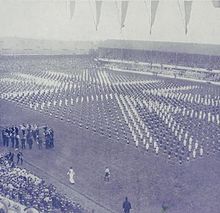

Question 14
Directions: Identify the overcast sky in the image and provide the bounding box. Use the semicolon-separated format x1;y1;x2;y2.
0;0;219;44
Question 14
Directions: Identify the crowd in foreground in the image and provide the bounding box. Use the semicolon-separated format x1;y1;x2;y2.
1;124;54;150
0;151;84;213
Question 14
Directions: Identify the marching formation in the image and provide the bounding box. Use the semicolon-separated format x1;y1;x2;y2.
0;56;220;164
0;55;220;213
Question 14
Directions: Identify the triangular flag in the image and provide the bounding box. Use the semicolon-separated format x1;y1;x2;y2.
121;1;129;29
150;0;159;34
95;1;103;30
212;0;220;7
67;0;75;19
184;0;192;34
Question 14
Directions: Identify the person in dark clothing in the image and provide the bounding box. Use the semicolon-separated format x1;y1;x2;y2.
49;129;54;148
36;135;43;149
5;132;9;147
11;131;15;148
15;134;20;149
15;126;19;135
27;137;33;149
123;197;132;213
35;125;40;137
1;130;6;146
45;131;50;149
32;124;39;141
3;128;9;147
9;152;14;163
21;135;26;149
17;152;23;165
21;123;26;136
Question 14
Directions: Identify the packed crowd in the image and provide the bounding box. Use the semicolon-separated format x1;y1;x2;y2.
0;152;84;213
99;47;220;70
1;124;54;150
101;59;220;82
0;194;27;213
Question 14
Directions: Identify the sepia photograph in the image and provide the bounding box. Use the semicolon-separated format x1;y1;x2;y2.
0;0;220;212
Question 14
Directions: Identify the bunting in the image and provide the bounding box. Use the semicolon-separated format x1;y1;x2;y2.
184;0;192;34
95;1;103;30
150;0;159;34
121;1;129;29
212;0;220;7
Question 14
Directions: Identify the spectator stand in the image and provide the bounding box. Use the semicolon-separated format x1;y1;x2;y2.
0;150;85;213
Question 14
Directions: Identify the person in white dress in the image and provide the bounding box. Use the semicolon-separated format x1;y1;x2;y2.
67;167;75;184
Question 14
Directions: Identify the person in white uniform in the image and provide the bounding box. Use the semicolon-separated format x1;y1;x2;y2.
104;167;110;182
67;167;75;184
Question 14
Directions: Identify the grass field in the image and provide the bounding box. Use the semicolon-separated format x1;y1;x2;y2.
0;55;220;213
1;97;220;213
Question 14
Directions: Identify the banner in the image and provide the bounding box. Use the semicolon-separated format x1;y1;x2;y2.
150;0;159;34
184;0;192;34
95;1;103;30
121;1;129;29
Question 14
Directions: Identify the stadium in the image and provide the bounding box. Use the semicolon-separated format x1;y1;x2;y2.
0;0;220;213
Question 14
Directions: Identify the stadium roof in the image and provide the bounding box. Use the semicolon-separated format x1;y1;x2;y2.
99;40;220;56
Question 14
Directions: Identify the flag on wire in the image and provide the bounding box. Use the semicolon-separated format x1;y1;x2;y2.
95;1;103;30
121;1;129;29
67;0;75;19
150;0;159;34
184;0;192;34
212;0;220;7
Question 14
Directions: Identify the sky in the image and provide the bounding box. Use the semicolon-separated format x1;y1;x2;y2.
0;0;219;44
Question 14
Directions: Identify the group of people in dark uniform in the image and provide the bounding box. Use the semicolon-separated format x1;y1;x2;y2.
1;124;54;150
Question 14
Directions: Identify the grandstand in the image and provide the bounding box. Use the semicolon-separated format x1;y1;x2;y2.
98;40;220;81
1;0;220;213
